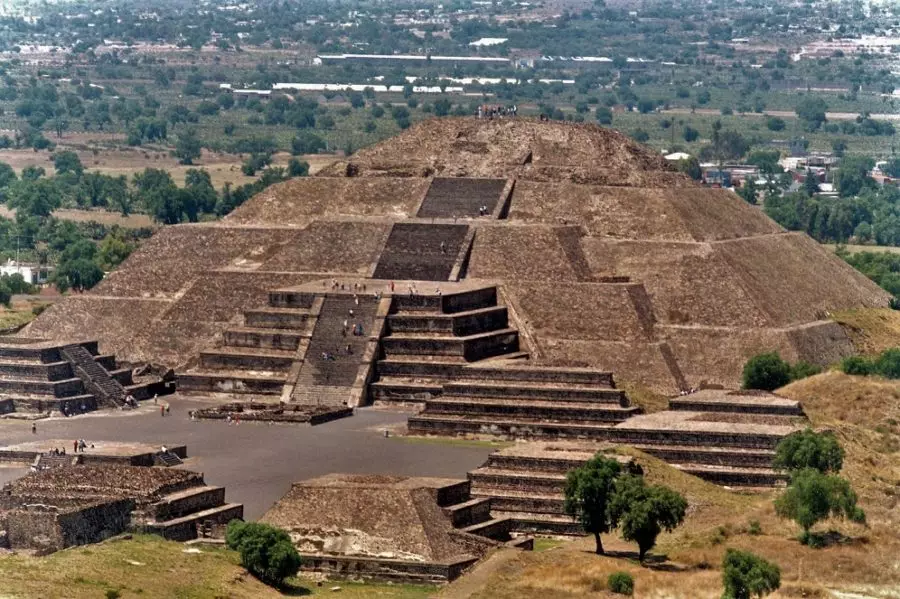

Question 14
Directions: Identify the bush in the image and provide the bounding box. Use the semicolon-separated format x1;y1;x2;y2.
748;520;762;535
790;361;821;381
225;520;301;587
840;355;874;375
773;428;844;474
721;548;780;599
607;571;634;595
742;352;791;391
873;347;900;378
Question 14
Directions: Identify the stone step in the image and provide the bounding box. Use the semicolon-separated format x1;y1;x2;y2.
442;381;627;404
605;426;783;449
387;305;509;337
0;376;85;398
224;327;305;351
669;397;803;417
178;371;286;395
0;360;73;381
369;378;443;403
244;308;311;330
425;397;640;422
199;347;295;371
485;452;599;474
457;364;615;388
443;497;493;528
144;502;244;542
375;358;466;380
382;328;519;361
632;444;776;469
674;464;788;487
471;489;565;515
460;517;512;542
408;413;617;440
290;384;352;407
491;511;583;536
150;485;226;521
468;467;566;493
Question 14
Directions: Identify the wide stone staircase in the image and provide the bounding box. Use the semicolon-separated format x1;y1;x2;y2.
416;177;507;219
132;477;243;542
178;292;314;396
370;286;524;406
291;295;378;406
0;339;161;416
372;223;469;281
436;478;532;548
60;344;126;408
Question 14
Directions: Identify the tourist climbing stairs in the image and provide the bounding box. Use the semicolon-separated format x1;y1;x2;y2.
291;295;378;406
60;344;126;408
372;223;470;281
416;177;507;219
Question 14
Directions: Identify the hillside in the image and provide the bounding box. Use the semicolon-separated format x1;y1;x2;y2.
439;372;900;599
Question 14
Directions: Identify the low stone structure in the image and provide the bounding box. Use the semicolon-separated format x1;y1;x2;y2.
0;338;172;418
0;464;242;552
191;401;352;424
0;440;187;468
260;474;531;583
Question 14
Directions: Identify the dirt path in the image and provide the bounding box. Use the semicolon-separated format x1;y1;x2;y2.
438;548;524;599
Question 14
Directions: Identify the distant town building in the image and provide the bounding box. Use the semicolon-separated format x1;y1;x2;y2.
0;260;50;285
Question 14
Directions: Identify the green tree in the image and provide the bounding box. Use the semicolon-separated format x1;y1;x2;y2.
721;549;781;599
0;161;16;190
804;171;820;196
795;97;827;131
596;106;613;125
742;352;791;391
8;178;62;218
287;159;309;177
52;150;83;177
774;468;865;544
774;429;844;474
134;168;182;224
97;233;135;270
738;179;758;204
607;475;687;562
225;520;301;587
840;355;874;376
563;455;622;554
53;239;104;292
676;157;702;181
766;117;786;131
434;98;452;117
291;131;325;155
184;169;218;214
174;128;202;165
874;347;900;378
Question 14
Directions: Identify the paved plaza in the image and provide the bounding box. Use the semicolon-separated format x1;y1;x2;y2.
0;397;494;519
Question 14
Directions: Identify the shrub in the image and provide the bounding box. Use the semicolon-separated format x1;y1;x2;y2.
840;355;874;376
607;571;634;595
748;520;762;535
789;361;821;381
873;347;900;378
225;520;301;587
721;548;780;599
742;352;791;391
774;428;844;474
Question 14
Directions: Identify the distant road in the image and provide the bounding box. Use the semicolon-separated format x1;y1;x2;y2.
661;108;900;121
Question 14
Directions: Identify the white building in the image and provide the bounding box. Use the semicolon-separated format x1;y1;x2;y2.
0;260;49;285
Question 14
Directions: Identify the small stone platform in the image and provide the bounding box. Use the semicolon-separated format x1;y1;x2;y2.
261;473;531;583
191;402;352;425
0;440;187;467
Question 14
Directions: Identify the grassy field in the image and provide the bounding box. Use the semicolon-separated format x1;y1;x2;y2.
0;534;438;599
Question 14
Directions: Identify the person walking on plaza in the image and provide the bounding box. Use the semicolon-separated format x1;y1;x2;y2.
31;422;36;434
